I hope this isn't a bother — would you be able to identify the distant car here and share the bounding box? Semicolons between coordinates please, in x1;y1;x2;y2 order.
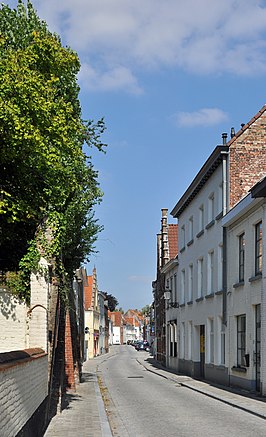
135;341;150;351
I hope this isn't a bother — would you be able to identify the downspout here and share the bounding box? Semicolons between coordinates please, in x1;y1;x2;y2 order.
222;226;227;326
221;144;229;326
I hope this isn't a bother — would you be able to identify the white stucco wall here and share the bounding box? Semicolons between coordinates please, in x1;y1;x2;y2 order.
177;163;224;365
0;353;48;437
0;290;28;352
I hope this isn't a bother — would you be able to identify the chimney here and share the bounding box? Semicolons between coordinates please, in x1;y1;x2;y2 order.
230;127;235;138
222;133;227;145
161;208;169;267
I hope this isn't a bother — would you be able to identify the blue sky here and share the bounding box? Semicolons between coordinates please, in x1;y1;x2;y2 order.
5;0;266;310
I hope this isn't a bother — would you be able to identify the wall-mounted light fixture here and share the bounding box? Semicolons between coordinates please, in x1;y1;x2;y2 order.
164;287;179;308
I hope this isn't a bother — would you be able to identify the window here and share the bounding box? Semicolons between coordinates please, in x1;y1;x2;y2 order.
208;193;215;223
237;315;246;367
174;323;177;357
199;204;204;232
217;244;223;291
255;222;262;275
169;324;174;356
239;233;245;282
197;258;203;298
180;322;185;358
217;316;225;365
188;321;193;360
218;183;223;214
181;269;185;303
188;264;193;301
209;318;214;364
221;323;225;366
170;276;173;303
181;225;185;249
207;251;214;294
173;274;177;303
189;216;193;242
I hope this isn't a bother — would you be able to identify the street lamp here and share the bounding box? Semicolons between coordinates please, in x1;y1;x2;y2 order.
164;287;179;308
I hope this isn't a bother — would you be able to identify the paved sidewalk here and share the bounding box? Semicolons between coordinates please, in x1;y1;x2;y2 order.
137;354;266;420
44;356;113;437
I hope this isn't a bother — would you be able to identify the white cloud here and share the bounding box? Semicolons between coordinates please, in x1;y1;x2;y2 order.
78;63;142;94
175;108;228;127
20;0;266;91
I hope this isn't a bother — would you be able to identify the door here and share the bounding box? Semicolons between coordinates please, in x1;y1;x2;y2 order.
255;305;261;392
200;325;205;378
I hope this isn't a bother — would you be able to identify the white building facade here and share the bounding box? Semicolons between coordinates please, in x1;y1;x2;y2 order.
171;146;228;384
222;176;266;394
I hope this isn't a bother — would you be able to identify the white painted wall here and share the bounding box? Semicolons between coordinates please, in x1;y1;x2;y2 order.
113;326;121;344
0;353;48;437
0;290;28;352
177;163;224;365
225;197;265;391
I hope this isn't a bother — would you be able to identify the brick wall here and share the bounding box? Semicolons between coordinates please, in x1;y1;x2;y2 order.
0;290;28;352
65;309;75;390
229;111;266;208
0;349;48;437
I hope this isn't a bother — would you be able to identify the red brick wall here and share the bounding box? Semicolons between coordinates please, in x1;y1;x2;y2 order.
229;112;266;208
65;310;75;390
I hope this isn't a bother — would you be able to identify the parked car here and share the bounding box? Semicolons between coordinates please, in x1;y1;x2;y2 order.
135;341;150;351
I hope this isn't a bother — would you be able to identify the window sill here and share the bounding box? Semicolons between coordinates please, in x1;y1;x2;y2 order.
231;366;247;373
187;300;193;306
215;290;223;296
233;281;244;289
179;303;185;308
205;219;215;230
180;246;185;253
205;293;214;299
196;297;204;302
187;239;194;247
249;274;262;283
196;229;204;239
216;211;223;221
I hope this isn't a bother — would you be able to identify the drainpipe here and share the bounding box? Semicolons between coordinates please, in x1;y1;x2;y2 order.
221;136;229;326
222;226;227;326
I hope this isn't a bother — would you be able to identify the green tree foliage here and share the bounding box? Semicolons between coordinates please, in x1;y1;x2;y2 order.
0;1;106;299
141;305;150;316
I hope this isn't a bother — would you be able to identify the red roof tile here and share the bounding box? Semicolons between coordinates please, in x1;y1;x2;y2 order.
84;275;93;310
168;224;178;260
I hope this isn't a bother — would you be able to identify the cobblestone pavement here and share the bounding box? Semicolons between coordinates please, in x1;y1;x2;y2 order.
44;354;114;437
44;347;266;437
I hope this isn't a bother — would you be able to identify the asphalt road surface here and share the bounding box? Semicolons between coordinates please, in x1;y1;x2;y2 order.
97;345;266;437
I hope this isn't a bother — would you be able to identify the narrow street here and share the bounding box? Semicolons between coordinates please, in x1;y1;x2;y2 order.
98;346;266;437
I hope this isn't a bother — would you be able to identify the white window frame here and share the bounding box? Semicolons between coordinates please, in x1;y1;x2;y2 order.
208;318;214;364
207;250;214;295
217;244;223;292
189;216;193;241
188;264;193;302
181;269;185;304
197;258;203;298
199;204;204;232
208;193;215;223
